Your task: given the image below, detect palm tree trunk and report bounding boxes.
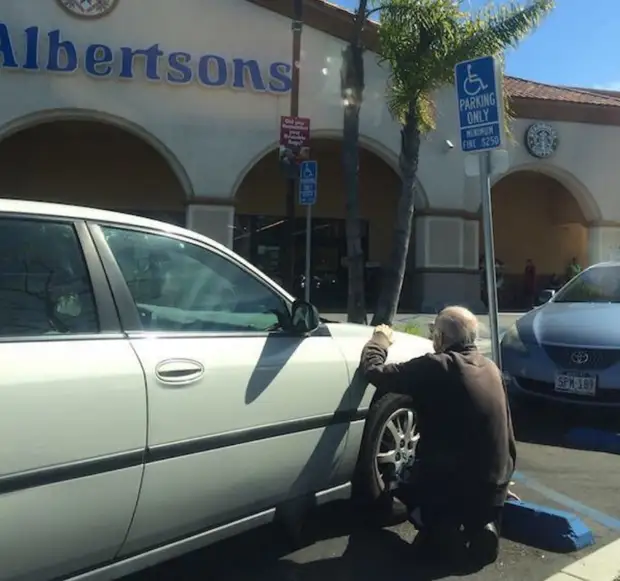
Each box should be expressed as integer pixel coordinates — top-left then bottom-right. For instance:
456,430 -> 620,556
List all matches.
341,1 -> 368,324
371,106 -> 420,326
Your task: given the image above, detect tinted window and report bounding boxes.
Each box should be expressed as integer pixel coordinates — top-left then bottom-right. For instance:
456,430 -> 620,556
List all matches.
553,266 -> 620,303
101,226 -> 290,333
0,218 -> 99,337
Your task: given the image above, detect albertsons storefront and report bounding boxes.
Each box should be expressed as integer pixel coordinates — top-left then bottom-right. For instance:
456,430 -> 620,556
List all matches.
1,0 -> 619,312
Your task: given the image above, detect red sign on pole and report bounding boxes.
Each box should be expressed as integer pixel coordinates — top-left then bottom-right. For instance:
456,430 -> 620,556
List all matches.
279,116 -> 310,169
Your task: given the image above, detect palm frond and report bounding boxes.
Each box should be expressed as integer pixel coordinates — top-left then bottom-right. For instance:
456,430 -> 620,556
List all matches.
454,0 -> 555,64
376,0 -> 554,135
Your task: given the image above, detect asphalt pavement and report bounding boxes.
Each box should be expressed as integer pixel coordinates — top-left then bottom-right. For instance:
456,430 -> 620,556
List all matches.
123,498 -> 603,581
124,312 -> 620,581
124,402 -> 620,581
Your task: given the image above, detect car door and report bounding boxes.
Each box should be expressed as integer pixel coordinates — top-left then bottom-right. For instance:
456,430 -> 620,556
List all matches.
0,215 -> 146,581
88,223 -> 353,555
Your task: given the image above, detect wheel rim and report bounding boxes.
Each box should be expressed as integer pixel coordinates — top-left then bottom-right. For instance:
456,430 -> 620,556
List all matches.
374,408 -> 420,490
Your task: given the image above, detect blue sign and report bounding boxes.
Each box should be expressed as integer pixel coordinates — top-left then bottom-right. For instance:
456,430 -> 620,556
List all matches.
0,23 -> 292,94
455,56 -> 503,152
299,161 -> 317,206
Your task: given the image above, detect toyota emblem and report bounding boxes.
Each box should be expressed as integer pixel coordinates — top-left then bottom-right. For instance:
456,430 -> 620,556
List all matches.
570,351 -> 589,365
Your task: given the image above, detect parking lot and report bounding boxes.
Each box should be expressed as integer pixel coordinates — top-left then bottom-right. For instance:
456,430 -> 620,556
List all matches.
125,384 -> 620,581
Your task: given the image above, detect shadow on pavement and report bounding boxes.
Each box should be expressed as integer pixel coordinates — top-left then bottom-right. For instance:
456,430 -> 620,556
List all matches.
511,398 -> 620,452
125,502 -> 483,581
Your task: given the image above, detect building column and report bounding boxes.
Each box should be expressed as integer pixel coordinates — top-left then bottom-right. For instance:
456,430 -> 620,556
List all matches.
588,224 -> 620,264
186,203 -> 234,248
412,212 -> 485,313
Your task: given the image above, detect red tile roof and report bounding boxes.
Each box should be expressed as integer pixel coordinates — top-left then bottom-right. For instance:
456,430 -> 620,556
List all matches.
505,77 -> 620,107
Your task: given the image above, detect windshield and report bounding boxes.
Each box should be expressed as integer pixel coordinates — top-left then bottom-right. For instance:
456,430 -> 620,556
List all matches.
553,266 -> 620,303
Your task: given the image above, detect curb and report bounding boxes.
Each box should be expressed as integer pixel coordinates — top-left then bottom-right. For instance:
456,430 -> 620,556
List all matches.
502,499 -> 594,553
544,537 -> 620,581
566,427 -> 620,455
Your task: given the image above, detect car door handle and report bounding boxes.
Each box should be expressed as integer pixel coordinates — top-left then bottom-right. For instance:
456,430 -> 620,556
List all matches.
155,359 -> 205,385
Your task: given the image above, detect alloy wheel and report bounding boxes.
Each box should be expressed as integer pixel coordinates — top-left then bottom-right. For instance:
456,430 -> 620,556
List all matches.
373,408 -> 419,491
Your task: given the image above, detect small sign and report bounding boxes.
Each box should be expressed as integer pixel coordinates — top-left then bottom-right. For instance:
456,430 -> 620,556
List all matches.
279,116 -> 310,170
299,160 -> 317,205
455,56 -> 504,153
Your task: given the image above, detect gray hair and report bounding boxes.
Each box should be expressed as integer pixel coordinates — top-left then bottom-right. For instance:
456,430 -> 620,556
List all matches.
434,306 -> 478,348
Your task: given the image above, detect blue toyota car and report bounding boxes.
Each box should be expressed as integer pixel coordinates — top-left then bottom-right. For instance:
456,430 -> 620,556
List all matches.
501,262 -> 620,407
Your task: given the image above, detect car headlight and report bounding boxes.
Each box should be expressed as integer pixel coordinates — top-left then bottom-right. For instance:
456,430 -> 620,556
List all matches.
501,324 -> 529,354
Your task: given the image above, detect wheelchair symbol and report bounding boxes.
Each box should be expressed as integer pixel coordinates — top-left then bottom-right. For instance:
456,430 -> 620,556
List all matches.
463,64 -> 488,97
301,164 -> 316,179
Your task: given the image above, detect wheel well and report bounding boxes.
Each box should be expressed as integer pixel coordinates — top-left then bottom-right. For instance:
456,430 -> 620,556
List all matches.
368,388 -> 383,410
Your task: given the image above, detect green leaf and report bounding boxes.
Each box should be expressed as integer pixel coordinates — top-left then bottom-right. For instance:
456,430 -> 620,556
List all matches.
375,0 -> 555,133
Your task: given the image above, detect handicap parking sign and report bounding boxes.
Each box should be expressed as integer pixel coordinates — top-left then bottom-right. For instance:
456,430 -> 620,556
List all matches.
299,160 -> 317,205
455,55 -> 504,153
301,160 -> 317,180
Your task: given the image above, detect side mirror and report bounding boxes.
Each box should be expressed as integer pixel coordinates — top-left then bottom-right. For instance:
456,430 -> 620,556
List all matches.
291,300 -> 320,333
537,289 -> 556,305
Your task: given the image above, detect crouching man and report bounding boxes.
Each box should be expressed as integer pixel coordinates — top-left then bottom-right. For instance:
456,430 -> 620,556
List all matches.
360,306 -> 517,566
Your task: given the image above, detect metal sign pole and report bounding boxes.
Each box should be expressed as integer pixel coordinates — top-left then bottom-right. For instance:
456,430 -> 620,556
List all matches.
299,159 -> 317,302
304,204 -> 312,302
455,54 -> 505,367
479,150 -> 501,367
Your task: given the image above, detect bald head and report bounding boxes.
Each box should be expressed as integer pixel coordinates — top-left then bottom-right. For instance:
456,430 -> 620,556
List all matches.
432,306 -> 478,351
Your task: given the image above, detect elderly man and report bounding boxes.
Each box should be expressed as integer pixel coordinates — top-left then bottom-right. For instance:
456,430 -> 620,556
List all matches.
360,306 -> 517,566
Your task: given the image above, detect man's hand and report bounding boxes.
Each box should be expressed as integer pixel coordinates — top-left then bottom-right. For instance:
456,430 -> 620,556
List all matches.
507,488 -> 521,502
373,324 -> 394,345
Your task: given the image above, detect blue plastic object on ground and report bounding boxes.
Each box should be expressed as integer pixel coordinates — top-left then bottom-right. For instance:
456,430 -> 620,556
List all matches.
502,499 -> 595,552
565,427 -> 620,455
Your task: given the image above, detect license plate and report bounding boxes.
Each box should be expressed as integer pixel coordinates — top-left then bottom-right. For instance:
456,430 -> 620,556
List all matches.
554,372 -> 597,396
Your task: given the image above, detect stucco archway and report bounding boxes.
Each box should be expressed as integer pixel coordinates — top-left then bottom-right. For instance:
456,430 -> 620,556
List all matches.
490,162 -> 601,223
485,168 -> 593,309
233,136 -> 425,309
0,112 -> 191,225
0,109 -> 194,200
231,131 -> 429,208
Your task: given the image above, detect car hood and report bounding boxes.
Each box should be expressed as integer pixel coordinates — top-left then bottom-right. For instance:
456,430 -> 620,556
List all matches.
324,321 -> 433,364
519,302 -> 620,347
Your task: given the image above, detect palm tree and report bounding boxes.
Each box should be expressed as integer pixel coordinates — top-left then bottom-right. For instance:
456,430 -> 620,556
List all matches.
341,0 -> 370,324
370,0 -> 555,326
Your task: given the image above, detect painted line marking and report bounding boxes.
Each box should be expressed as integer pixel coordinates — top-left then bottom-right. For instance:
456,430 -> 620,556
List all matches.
513,471 -> 620,531
544,537 -> 620,581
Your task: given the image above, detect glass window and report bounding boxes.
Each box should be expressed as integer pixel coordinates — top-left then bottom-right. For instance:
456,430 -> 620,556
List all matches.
0,218 -> 99,337
553,266 -> 620,303
101,226 -> 291,333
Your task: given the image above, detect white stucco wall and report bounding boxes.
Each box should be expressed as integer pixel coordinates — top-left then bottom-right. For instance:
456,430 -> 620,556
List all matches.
429,85 -> 620,222
0,0 -> 406,200
1,0 -> 619,225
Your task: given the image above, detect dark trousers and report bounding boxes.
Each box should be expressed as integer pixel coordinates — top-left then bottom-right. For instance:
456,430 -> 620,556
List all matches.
394,468 -> 504,538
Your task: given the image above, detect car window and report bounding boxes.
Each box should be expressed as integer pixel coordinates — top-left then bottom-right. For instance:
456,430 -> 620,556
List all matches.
553,266 -> 620,303
0,218 -> 99,337
101,226 -> 290,333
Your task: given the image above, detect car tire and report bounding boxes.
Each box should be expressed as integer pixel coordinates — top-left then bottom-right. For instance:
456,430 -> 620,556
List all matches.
353,392 -> 417,524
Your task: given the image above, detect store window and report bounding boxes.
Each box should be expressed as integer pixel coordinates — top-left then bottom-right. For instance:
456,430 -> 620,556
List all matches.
233,214 -> 369,308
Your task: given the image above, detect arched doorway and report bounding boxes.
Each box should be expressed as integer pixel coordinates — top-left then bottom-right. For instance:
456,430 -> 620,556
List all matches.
0,119 -> 188,225
233,138 -> 405,310
485,170 -> 589,309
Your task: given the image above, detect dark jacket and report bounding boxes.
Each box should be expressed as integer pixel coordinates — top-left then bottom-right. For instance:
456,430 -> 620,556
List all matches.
360,333 -> 517,503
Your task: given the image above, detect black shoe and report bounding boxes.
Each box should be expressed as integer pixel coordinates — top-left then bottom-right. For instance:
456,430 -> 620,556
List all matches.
468,522 -> 499,565
411,528 -> 467,564
410,531 -> 440,563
